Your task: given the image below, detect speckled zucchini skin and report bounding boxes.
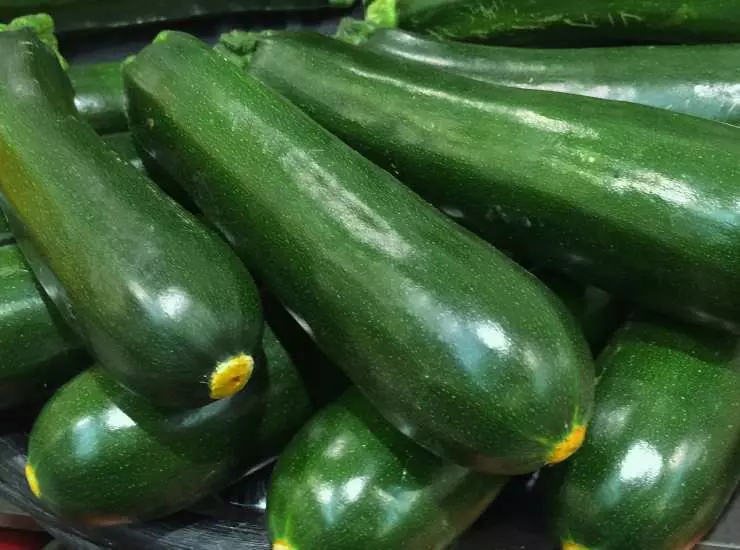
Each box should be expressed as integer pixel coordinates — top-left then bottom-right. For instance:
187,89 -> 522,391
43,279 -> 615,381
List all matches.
364,0 -> 740,45
268,388 -> 507,550
26,310 -> 347,524
0,30 -> 263,408
349,27 -> 740,126
123,31 -> 594,474
69,62 -> 127,135
552,316 -> 740,550
241,31 -> 740,334
0,245 -> 89,409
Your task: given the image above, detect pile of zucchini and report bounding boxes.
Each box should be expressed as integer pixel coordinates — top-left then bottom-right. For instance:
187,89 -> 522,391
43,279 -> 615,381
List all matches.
1,3 -> 740,549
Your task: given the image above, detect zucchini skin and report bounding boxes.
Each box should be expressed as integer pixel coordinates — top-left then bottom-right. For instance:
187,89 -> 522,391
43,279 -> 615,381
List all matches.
26,312 -> 346,524
242,32 -> 740,334
552,317 -> 740,550
0,0 -> 355,33
0,30 -> 263,408
68,62 -> 127,135
268,388 -> 507,550
124,31 -> 595,474
364,0 -> 740,45
353,28 -> 740,126
0,245 -> 88,410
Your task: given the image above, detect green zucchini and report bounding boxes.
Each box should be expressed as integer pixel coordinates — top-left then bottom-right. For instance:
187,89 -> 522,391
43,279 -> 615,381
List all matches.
0,1 -> 354,33
25,307 -> 347,524
268,388 -> 507,550
335,24 -> 740,126
124,31 -> 594,475
69,61 -> 127,135
0,244 -> 88,409
101,132 -> 145,172
363,0 -> 740,45
0,212 -> 11,245
0,29 -> 263,408
551,316 -> 740,550
238,31 -> 740,334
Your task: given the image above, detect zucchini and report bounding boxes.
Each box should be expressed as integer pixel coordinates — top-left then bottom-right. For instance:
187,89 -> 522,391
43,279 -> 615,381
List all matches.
124,31 -> 594,474
0,244 -> 88,410
101,132 -> 145,172
0,212 -> 11,245
336,24 -> 740,126
25,308 -> 347,524
69,61 -> 127,135
363,0 -> 740,45
552,316 -> 740,550
268,388 -> 507,550
238,31 -> 740,334
0,0 -> 355,33
0,30 -> 263,408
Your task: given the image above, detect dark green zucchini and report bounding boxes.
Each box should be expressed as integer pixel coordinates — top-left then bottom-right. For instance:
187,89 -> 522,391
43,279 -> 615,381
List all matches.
0,212 -> 11,245
101,132 -> 145,172
551,316 -> 740,550
238,31 -> 740,334
25,308 -> 347,524
0,30 -> 263,408
69,61 -> 127,135
0,245 -> 89,410
124,31 -> 594,475
0,0 -> 354,33
335,24 -> 740,126
363,0 -> 740,45
268,388 -> 507,550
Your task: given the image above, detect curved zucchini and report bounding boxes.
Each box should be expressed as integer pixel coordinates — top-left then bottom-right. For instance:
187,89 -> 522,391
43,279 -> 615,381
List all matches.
124,31 -> 594,474
25,310 -> 347,524
363,0 -> 740,45
69,62 -> 127,135
0,30 -> 263,408
268,388 -> 507,550
0,245 -> 88,410
0,0 -> 355,33
239,31 -> 740,334
337,25 -> 740,126
552,317 -> 740,550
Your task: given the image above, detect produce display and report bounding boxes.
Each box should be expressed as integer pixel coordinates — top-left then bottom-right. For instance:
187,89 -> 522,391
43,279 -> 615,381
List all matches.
0,3 -> 738,550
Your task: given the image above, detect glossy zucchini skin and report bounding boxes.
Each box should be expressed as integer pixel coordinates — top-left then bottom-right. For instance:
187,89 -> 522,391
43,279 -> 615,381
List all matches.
0,0 -> 354,33
68,62 -> 127,135
350,27 -> 740,126
242,31 -> 740,334
364,0 -> 740,45
124,31 -> 594,474
268,388 -> 507,550
0,30 -> 263,408
26,311 -> 346,524
552,317 -> 740,550
0,245 -> 89,410
101,132 -> 145,172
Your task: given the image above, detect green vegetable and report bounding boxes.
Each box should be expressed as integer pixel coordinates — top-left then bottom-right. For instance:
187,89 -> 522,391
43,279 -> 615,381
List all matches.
337,24 -> 740,126
0,1 -> 354,33
0,245 -> 88,410
268,388 -> 507,550
363,0 -> 740,45
552,316 -> 740,550
123,31 -> 594,475
238,31 -> 740,334
0,30 -> 263,408
102,132 -> 145,172
0,13 -> 66,68
0,212 -> 12,245
25,307 -> 347,524
69,62 -> 127,135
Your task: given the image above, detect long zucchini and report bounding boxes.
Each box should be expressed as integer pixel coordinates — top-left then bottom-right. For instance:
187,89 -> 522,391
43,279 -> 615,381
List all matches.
69,62 -> 127,135
0,0 -> 355,33
363,0 -> 740,45
0,29 -> 264,408
0,245 -> 89,410
332,24 -> 740,126
268,388 -> 507,550
123,31 -> 594,475
552,316 -> 740,549
26,309 -> 347,524
238,31 -> 740,334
